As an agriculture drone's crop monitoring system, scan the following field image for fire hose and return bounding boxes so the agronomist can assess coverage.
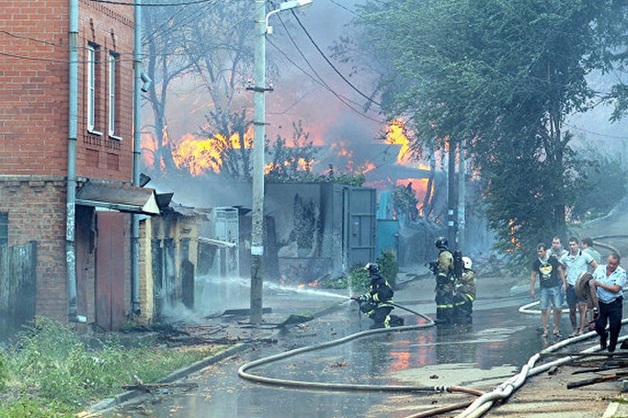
[237,298,486,414]
[456,328,628,418]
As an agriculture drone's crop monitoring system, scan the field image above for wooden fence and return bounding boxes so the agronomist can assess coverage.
[0,241,36,340]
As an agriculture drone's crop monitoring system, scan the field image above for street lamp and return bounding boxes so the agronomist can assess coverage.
[250,0,313,326]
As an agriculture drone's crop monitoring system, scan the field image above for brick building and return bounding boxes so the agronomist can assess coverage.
[0,1,158,331]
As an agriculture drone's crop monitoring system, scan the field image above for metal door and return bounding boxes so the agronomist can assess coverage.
[343,187,376,268]
[95,212,127,330]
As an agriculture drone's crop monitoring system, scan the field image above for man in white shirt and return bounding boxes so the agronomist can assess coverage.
[591,253,627,353]
[560,237,598,336]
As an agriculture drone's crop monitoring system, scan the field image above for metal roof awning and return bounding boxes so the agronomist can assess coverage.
[76,181,160,215]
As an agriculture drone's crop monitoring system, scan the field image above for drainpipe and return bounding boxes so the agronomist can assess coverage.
[67,0,79,322]
[131,0,142,316]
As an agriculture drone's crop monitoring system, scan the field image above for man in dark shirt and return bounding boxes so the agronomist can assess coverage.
[530,243,567,338]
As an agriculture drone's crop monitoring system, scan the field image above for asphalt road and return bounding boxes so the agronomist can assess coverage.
[93,271,626,418]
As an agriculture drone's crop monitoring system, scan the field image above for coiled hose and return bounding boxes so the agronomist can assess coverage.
[238,300,486,414]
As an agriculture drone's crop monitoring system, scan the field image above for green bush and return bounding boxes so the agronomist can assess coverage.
[347,265,370,293]
[378,250,398,289]
[319,251,399,292]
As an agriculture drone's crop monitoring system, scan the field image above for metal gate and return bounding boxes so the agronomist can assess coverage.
[343,187,377,268]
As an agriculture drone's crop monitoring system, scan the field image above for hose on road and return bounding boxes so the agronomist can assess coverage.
[238,299,486,412]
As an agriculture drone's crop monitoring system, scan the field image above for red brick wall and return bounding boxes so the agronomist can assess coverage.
[0,1,69,176]
[0,1,135,322]
[0,0,134,180]
[0,177,68,321]
[77,0,135,181]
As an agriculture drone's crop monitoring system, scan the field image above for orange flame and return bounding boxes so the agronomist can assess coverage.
[507,219,521,252]
[385,119,410,163]
[172,131,250,176]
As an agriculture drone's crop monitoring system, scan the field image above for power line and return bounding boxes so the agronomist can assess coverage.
[89,0,216,6]
[272,15,383,123]
[267,37,384,124]
[291,10,383,108]
[565,123,628,139]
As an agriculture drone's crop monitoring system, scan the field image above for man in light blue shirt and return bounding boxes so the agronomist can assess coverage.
[560,237,598,336]
[591,253,627,353]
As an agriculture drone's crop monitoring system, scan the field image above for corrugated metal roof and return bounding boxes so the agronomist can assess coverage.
[76,181,160,215]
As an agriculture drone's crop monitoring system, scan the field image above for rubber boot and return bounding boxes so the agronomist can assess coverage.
[434,308,450,325]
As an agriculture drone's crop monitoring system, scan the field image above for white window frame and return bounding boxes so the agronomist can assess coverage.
[87,45,96,132]
[108,52,120,139]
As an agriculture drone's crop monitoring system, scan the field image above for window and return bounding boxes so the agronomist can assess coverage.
[0,212,7,247]
[86,44,101,134]
[108,52,120,138]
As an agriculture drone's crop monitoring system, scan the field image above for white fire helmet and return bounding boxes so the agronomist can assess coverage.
[462,256,473,270]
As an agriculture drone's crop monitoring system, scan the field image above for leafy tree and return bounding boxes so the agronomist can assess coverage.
[350,0,628,264]
[266,120,319,183]
[393,183,419,223]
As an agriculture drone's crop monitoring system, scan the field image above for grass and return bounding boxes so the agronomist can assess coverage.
[0,316,229,417]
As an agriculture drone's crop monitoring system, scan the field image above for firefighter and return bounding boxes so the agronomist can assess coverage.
[453,256,476,324]
[433,236,455,325]
[352,262,403,328]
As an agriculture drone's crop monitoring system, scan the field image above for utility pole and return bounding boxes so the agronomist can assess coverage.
[250,0,267,327]
[249,0,314,327]
[457,139,466,251]
[447,141,457,249]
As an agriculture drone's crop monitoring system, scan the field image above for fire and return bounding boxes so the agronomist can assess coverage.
[296,280,319,289]
[265,157,313,175]
[507,219,521,252]
[332,140,353,158]
[385,119,410,163]
[172,131,251,176]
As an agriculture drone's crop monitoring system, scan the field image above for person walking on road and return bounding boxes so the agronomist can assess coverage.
[561,237,598,336]
[548,236,568,260]
[591,253,627,353]
[530,243,567,338]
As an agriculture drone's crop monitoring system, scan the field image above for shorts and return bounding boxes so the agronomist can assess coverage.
[539,286,563,310]
[566,284,585,307]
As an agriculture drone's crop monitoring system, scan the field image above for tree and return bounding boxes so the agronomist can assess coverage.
[141,2,256,178]
[265,120,319,183]
[351,0,628,263]
[142,5,198,175]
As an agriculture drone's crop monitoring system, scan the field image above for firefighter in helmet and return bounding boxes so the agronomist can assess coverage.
[352,262,403,328]
[453,256,476,324]
[433,236,455,324]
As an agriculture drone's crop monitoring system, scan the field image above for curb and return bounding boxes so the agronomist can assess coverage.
[88,343,249,413]
[87,300,349,414]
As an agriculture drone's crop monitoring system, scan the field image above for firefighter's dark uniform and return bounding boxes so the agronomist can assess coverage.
[358,267,396,328]
[434,243,455,324]
[453,268,476,324]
